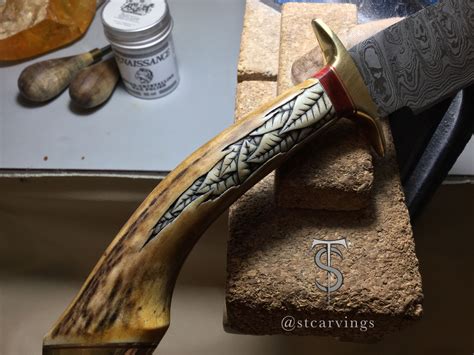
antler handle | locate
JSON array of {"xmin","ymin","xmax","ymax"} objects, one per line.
[{"xmin": 43, "ymin": 21, "xmax": 385, "ymax": 354}]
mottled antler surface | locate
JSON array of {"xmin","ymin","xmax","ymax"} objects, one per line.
[{"xmin": 43, "ymin": 21, "xmax": 385, "ymax": 354}]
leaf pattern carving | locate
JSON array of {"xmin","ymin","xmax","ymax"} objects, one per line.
[
  {"xmin": 143, "ymin": 82, "xmax": 336, "ymax": 246},
  {"xmin": 280, "ymin": 84, "xmax": 328, "ymax": 133}
]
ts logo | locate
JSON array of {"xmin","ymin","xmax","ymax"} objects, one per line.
[{"xmin": 311, "ymin": 238, "xmax": 348, "ymax": 304}]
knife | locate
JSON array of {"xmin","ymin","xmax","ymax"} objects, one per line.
[
  {"xmin": 43, "ymin": 1, "xmax": 474, "ymax": 353},
  {"xmin": 286, "ymin": 0, "xmax": 473, "ymax": 219}
]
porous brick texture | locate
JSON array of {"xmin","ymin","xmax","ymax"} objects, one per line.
[
  {"xmin": 235, "ymin": 81, "xmax": 277, "ymax": 118},
  {"xmin": 277, "ymin": 3, "xmax": 357, "ymax": 92},
  {"xmin": 237, "ymin": 0, "xmax": 281, "ymax": 82},
  {"xmin": 225, "ymin": 122, "xmax": 423, "ymax": 340},
  {"xmin": 226, "ymin": 8, "xmax": 423, "ymax": 335},
  {"xmin": 275, "ymin": 3, "xmax": 374, "ymax": 211}
]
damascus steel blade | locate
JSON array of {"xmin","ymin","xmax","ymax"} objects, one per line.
[{"xmin": 349, "ymin": 0, "xmax": 474, "ymax": 117}]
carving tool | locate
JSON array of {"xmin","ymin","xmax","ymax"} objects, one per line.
[
  {"xmin": 69, "ymin": 57, "xmax": 120, "ymax": 109},
  {"xmin": 43, "ymin": 1, "xmax": 474, "ymax": 354},
  {"xmin": 17, "ymin": 45, "xmax": 111, "ymax": 102}
]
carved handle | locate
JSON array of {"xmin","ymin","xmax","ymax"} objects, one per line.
[
  {"xmin": 43, "ymin": 21, "xmax": 385, "ymax": 354},
  {"xmin": 43, "ymin": 77, "xmax": 338, "ymax": 353}
]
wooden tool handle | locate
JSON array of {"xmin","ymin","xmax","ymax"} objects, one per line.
[
  {"xmin": 43, "ymin": 21, "xmax": 385, "ymax": 354},
  {"xmin": 69, "ymin": 57, "xmax": 120, "ymax": 109},
  {"xmin": 18, "ymin": 47, "xmax": 108, "ymax": 102}
]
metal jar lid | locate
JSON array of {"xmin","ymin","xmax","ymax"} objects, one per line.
[{"xmin": 102, "ymin": 0, "xmax": 172, "ymax": 48}]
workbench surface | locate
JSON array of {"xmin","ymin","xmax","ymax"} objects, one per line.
[
  {"xmin": 0, "ymin": 0, "xmax": 245, "ymax": 175},
  {"xmin": 0, "ymin": 0, "xmax": 471, "ymax": 177}
]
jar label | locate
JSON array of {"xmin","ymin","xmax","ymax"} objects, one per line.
[
  {"xmin": 114, "ymin": 39, "xmax": 179, "ymax": 99},
  {"xmin": 103, "ymin": 0, "xmax": 167, "ymax": 31}
]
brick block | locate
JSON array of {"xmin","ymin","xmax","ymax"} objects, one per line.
[
  {"xmin": 237, "ymin": 0, "xmax": 281, "ymax": 82},
  {"xmin": 226, "ymin": 22, "xmax": 422, "ymax": 335},
  {"xmin": 235, "ymin": 80, "xmax": 277, "ymax": 119},
  {"xmin": 276, "ymin": 3, "xmax": 374, "ymax": 211},
  {"xmin": 225, "ymin": 123, "xmax": 423, "ymax": 340}
]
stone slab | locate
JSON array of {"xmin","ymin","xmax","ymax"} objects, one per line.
[
  {"xmin": 275, "ymin": 120, "xmax": 374, "ymax": 210},
  {"xmin": 225, "ymin": 121, "xmax": 423, "ymax": 339},
  {"xmin": 235, "ymin": 80, "xmax": 277, "ymax": 119},
  {"xmin": 276, "ymin": 3, "xmax": 374, "ymax": 211},
  {"xmin": 237, "ymin": 0, "xmax": 281, "ymax": 82},
  {"xmin": 226, "ymin": 37, "xmax": 422, "ymax": 337}
]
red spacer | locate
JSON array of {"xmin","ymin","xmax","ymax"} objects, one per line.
[{"xmin": 313, "ymin": 66, "xmax": 355, "ymax": 117}]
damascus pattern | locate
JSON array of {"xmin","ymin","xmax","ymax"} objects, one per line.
[
  {"xmin": 349, "ymin": 0, "xmax": 474, "ymax": 116},
  {"xmin": 144, "ymin": 82, "xmax": 337, "ymax": 246}
]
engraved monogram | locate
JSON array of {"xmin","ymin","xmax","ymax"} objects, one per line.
[{"xmin": 311, "ymin": 238, "xmax": 348, "ymax": 304}]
